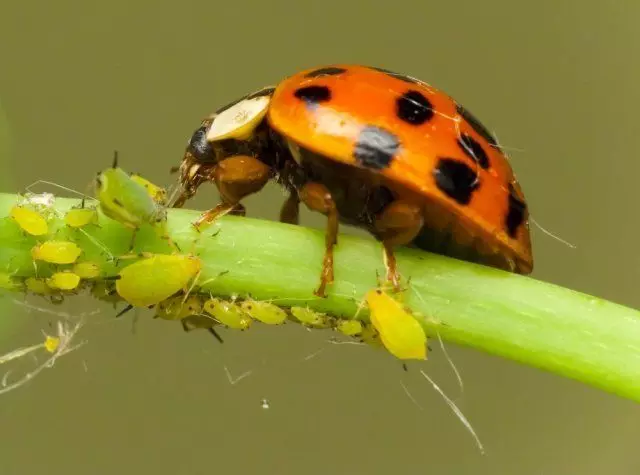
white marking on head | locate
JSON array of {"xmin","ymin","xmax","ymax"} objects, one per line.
[{"xmin": 206, "ymin": 90, "xmax": 272, "ymax": 142}]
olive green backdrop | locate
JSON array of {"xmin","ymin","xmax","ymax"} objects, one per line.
[{"xmin": 1, "ymin": 1, "xmax": 639, "ymax": 474}]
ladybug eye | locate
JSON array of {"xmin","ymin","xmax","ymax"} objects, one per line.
[{"xmin": 187, "ymin": 125, "xmax": 216, "ymax": 163}]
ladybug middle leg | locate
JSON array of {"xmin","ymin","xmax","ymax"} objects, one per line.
[
  {"xmin": 373, "ymin": 201, "xmax": 424, "ymax": 291},
  {"xmin": 191, "ymin": 155, "xmax": 271, "ymax": 231},
  {"xmin": 298, "ymin": 182, "xmax": 339, "ymax": 297}
]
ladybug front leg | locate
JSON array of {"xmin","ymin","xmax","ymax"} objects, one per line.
[
  {"xmin": 298, "ymin": 182, "xmax": 339, "ymax": 297},
  {"xmin": 373, "ymin": 201, "xmax": 424, "ymax": 291},
  {"xmin": 193, "ymin": 155, "xmax": 271, "ymax": 231}
]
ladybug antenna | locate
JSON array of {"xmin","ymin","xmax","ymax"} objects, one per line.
[{"xmin": 112, "ymin": 150, "xmax": 119, "ymax": 169}]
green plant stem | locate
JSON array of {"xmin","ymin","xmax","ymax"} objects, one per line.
[{"xmin": 1, "ymin": 192, "xmax": 640, "ymax": 402}]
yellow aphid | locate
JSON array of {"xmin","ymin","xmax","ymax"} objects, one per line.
[
  {"xmin": 10, "ymin": 205, "xmax": 48, "ymax": 236},
  {"xmin": 73, "ymin": 261, "xmax": 101, "ymax": 279},
  {"xmin": 130, "ymin": 174, "xmax": 167, "ymax": 205},
  {"xmin": 46, "ymin": 271, "xmax": 81, "ymax": 291},
  {"xmin": 336, "ymin": 319, "xmax": 363, "ymax": 337},
  {"xmin": 290, "ymin": 306, "xmax": 331, "ymax": 328},
  {"xmin": 181, "ymin": 314, "xmax": 217, "ymax": 331},
  {"xmin": 156, "ymin": 295, "xmax": 203, "ymax": 321},
  {"xmin": 0, "ymin": 272, "xmax": 23, "ymax": 291},
  {"xmin": 25, "ymin": 277, "xmax": 54, "ymax": 295},
  {"xmin": 204, "ymin": 298, "xmax": 251, "ymax": 330},
  {"xmin": 115, "ymin": 254, "xmax": 201, "ymax": 307},
  {"xmin": 44, "ymin": 335, "xmax": 60, "ymax": 353},
  {"xmin": 240, "ymin": 299, "xmax": 288, "ymax": 325},
  {"xmin": 91, "ymin": 280, "xmax": 120, "ymax": 304},
  {"xmin": 365, "ymin": 288, "xmax": 427, "ymax": 360},
  {"xmin": 64, "ymin": 207, "xmax": 99, "ymax": 228},
  {"xmin": 31, "ymin": 241, "xmax": 82, "ymax": 264},
  {"xmin": 360, "ymin": 323, "xmax": 383, "ymax": 348}
]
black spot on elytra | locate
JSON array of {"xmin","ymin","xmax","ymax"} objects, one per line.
[
  {"xmin": 187, "ymin": 124, "xmax": 215, "ymax": 163},
  {"xmin": 369, "ymin": 66, "xmax": 421, "ymax": 84},
  {"xmin": 457, "ymin": 133, "xmax": 490, "ymax": 169},
  {"xmin": 456, "ymin": 103, "xmax": 502, "ymax": 152},
  {"xmin": 433, "ymin": 158, "xmax": 479, "ymax": 205},
  {"xmin": 506, "ymin": 183, "xmax": 526, "ymax": 238},
  {"xmin": 353, "ymin": 126, "xmax": 400, "ymax": 170},
  {"xmin": 305, "ymin": 67, "xmax": 347, "ymax": 78},
  {"xmin": 294, "ymin": 85, "xmax": 331, "ymax": 105},
  {"xmin": 396, "ymin": 90, "xmax": 434, "ymax": 126}
]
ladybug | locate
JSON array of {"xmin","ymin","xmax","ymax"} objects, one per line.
[{"xmin": 173, "ymin": 64, "xmax": 533, "ymax": 297}]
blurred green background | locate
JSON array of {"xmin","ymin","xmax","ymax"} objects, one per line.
[{"xmin": 1, "ymin": 1, "xmax": 640, "ymax": 473}]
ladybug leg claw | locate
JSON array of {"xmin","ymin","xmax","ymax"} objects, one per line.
[
  {"xmin": 299, "ymin": 182, "xmax": 339, "ymax": 297},
  {"xmin": 192, "ymin": 155, "xmax": 270, "ymax": 231},
  {"xmin": 373, "ymin": 201, "xmax": 424, "ymax": 292}
]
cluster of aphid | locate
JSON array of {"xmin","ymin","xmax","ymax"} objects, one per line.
[{"xmin": 1, "ymin": 153, "xmax": 429, "ymax": 362}]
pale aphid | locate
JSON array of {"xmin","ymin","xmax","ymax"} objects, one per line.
[
  {"xmin": 46, "ymin": 271, "xmax": 81, "ymax": 291},
  {"xmin": 335, "ymin": 319, "xmax": 363, "ymax": 337},
  {"xmin": 72, "ymin": 261, "xmax": 101, "ymax": 279},
  {"xmin": 204, "ymin": 298, "xmax": 252, "ymax": 330},
  {"xmin": 31, "ymin": 241, "xmax": 82, "ymax": 265},
  {"xmin": 155, "ymin": 294, "xmax": 203, "ymax": 321},
  {"xmin": 9, "ymin": 205, "xmax": 49, "ymax": 236},
  {"xmin": 365, "ymin": 288, "xmax": 427, "ymax": 360},
  {"xmin": 239, "ymin": 299, "xmax": 288, "ymax": 325},
  {"xmin": 115, "ymin": 253, "xmax": 202, "ymax": 308},
  {"xmin": 290, "ymin": 306, "xmax": 332, "ymax": 328},
  {"xmin": 25, "ymin": 277, "xmax": 55, "ymax": 296},
  {"xmin": 64, "ymin": 204, "xmax": 99, "ymax": 229}
]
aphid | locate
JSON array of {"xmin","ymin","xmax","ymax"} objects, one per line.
[
  {"xmin": 90, "ymin": 280, "xmax": 120, "ymax": 305},
  {"xmin": 72, "ymin": 261, "xmax": 101, "ymax": 279},
  {"xmin": 239, "ymin": 299, "xmax": 288, "ymax": 325},
  {"xmin": 290, "ymin": 306, "xmax": 332, "ymax": 328},
  {"xmin": 0, "ymin": 272, "xmax": 24, "ymax": 292},
  {"xmin": 94, "ymin": 151, "xmax": 176, "ymax": 251},
  {"xmin": 155, "ymin": 294, "xmax": 203, "ymax": 321},
  {"xmin": 130, "ymin": 173, "xmax": 168, "ymax": 205},
  {"xmin": 365, "ymin": 288, "xmax": 427, "ymax": 360},
  {"xmin": 359, "ymin": 323, "xmax": 383, "ymax": 348},
  {"xmin": 31, "ymin": 240, "xmax": 82, "ymax": 264},
  {"xmin": 44, "ymin": 335, "xmax": 60, "ymax": 353},
  {"xmin": 64, "ymin": 201, "xmax": 99, "ymax": 228},
  {"xmin": 9, "ymin": 205, "xmax": 49, "ymax": 236},
  {"xmin": 203, "ymin": 298, "xmax": 252, "ymax": 330},
  {"xmin": 335, "ymin": 319, "xmax": 363, "ymax": 337},
  {"xmin": 115, "ymin": 253, "xmax": 201, "ymax": 308},
  {"xmin": 25, "ymin": 277, "xmax": 54, "ymax": 296},
  {"xmin": 46, "ymin": 271, "xmax": 81, "ymax": 291}
]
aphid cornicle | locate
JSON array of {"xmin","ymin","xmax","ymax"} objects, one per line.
[{"xmin": 173, "ymin": 65, "xmax": 533, "ymax": 297}]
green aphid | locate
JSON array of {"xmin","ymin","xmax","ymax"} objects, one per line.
[{"xmin": 94, "ymin": 151, "xmax": 177, "ymax": 251}]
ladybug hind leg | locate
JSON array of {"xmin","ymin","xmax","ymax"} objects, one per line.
[
  {"xmin": 193, "ymin": 155, "xmax": 271, "ymax": 231},
  {"xmin": 298, "ymin": 182, "xmax": 339, "ymax": 297},
  {"xmin": 373, "ymin": 201, "xmax": 424, "ymax": 292}
]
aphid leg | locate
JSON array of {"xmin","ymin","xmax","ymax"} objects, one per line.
[
  {"xmin": 127, "ymin": 228, "xmax": 139, "ymax": 253},
  {"xmin": 279, "ymin": 189, "xmax": 300, "ymax": 225},
  {"xmin": 207, "ymin": 327, "xmax": 224, "ymax": 344},
  {"xmin": 299, "ymin": 182, "xmax": 339, "ymax": 297},
  {"xmin": 192, "ymin": 155, "xmax": 270, "ymax": 231},
  {"xmin": 373, "ymin": 201, "xmax": 424, "ymax": 292}
]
